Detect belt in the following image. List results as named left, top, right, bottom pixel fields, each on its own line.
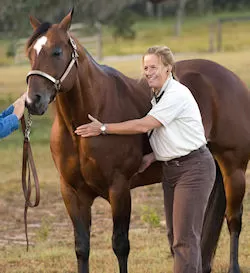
left=165, top=145, right=207, bottom=166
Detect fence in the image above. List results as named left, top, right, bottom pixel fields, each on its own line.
left=14, top=22, right=103, bottom=64
left=208, top=16, right=250, bottom=52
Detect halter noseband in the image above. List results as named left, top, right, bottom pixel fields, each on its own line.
left=26, top=36, right=79, bottom=92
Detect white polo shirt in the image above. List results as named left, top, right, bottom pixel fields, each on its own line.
left=147, top=74, right=206, bottom=161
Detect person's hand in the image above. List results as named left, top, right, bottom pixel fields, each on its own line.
left=138, top=152, right=156, bottom=173
left=13, top=94, right=26, bottom=120
left=75, top=114, right=103, bottom=137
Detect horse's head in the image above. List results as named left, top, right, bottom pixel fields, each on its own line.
left=26, top=10, right=78, bottom=115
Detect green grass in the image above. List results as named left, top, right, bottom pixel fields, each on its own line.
left=102, top=11, right=250, bottom=56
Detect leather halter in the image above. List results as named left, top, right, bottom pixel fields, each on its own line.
left=26, top=35, right=79, bottom=92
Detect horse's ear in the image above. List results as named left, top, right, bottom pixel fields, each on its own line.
left=59, top=8, right=74, bottom=31
left=29, top=15, right=41, bottom=31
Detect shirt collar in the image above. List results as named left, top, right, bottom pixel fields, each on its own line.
left=154, top=73, right=173, bottom=102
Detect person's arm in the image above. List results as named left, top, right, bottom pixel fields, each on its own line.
left=0, top=94, right=26, bottom=139
left=0, top=114, right=19, bottom=139
left=0, top=105, right=15, bottom=118
left=75, top=114, right=162, bottom=137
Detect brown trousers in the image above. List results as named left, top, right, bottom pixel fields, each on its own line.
left=162, top=146, right=215, bottom=273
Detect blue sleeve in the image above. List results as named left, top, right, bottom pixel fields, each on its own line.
left=0, top=114, right=19, bottom=139
left=0, top=105, right=14, bottom=118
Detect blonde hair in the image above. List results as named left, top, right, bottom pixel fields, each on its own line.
left=142, top=45, right=178, bottom=80
left=143, top=46, right=175, bottom=66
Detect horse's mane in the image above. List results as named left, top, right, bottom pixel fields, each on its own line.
left=26, top=22, right=52, bottom=50
left=82, top=46, right=128, bottom=80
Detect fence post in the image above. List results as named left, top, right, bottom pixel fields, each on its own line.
left=217, top=19, right=222, bottom=52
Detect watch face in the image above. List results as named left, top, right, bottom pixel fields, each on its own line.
left=101, top=124, right=106, bottom=133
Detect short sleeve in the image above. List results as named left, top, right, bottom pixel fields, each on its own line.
left=147, top=91, right=186, bottom=126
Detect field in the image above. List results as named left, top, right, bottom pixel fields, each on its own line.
left=1, top=13, right=250, bottom=273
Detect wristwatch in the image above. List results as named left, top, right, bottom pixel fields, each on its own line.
left=100, top=124, right=107, bottom=135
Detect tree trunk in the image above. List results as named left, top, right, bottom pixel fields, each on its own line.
left=146, top=1, right=154, bottom=17
left=197, top=0, right=205, bottom=15
left=175, top=0, right=188, bottom=36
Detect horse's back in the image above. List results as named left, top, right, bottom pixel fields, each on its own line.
left=175, top=59, right=250, bottom=152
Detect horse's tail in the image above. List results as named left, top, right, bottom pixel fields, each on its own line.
left=201, top=160, right=226, bottom=273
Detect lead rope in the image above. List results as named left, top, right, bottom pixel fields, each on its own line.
left=21, top=113, right=40, bottom=251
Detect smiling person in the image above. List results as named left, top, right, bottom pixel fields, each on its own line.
left=75, top=46, right=216, bottom=273
left=0, top=94, right=26, bottom=139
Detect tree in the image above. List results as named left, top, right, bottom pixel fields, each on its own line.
left=0, top=0, right=141, bottom=35
left=175, top=0, right=189, bottom=36
left=197, top=0, right=205, bottom=15
left=149, top=0, right=189, bottom=36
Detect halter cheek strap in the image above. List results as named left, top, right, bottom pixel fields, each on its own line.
left=26, top=36, right=79, bottom=92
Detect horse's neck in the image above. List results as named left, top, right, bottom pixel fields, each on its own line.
left=55, top=59, right=103, bottom=128
left=56, top=54, right=152, bottom=128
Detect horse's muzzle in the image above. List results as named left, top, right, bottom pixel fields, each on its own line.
left=26, top=91, right=51, bottom=115
left=26, top=103, right=47, bottom=115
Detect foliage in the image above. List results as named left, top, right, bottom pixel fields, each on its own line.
left=36, top=217, right=53, bottom=242
left=0, top=0, right=250, bottom=38
left=140, top=205, right=160, bottom=228
left=109, top=9, right=137, bottom=41
left=0, top=0, right=139, bottom=37
left=6, top=42, right=16, bottom=58
left=212, top=0, right=250, bottom=11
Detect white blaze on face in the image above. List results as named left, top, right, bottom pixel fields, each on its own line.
left=34, top=36, right=48, bottom=55
left=26, top=86, right=33, bottom=104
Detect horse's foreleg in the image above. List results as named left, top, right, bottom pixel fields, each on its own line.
left=109, top=173, right=131, bottom=273
left=60, top=179, right=96, bottom=273
left=223, top=167, right=246, bottom=273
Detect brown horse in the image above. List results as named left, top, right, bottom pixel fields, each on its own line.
left=25, top=11, right=250, bottom=273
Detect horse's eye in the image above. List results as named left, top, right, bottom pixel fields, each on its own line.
left=52, top=47, right=62, bottom=57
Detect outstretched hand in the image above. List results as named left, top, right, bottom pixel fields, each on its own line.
left=75, top=114, right=102, bottom=137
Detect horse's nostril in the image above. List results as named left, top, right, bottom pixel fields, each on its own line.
left=35, top=94, right=41, bottom=103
